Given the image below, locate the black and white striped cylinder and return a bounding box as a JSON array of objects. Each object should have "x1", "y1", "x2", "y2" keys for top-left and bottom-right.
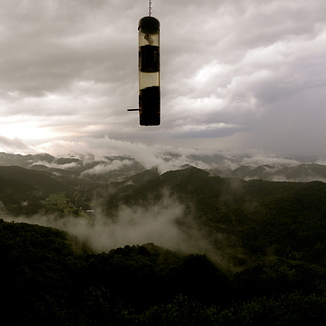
[{"x1": 138, "y1": 16, "x2": 160, "y2": 126}]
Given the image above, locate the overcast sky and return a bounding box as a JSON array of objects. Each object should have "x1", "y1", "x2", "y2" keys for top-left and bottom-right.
[{"x1": 0, "y1": 0, "x2": 326, "y2": 159}]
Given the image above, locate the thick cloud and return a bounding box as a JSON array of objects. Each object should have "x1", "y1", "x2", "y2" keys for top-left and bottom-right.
[{"x1": 0, "y1": 0, "x2": 325, "y2": 156}]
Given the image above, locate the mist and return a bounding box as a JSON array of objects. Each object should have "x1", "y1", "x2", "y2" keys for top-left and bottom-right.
[{"x1": 3, "y1": 192, "x2": 222, "y2": 261}]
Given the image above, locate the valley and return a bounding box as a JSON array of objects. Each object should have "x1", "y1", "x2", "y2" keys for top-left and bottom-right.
[{"x1": 1, "y1": 151, "x2": 326, "y2": 324}]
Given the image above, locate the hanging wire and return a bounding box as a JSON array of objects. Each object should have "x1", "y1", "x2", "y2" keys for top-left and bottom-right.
[{"x1": 149, "y1": 0, "x2": 152, "y2": 16}]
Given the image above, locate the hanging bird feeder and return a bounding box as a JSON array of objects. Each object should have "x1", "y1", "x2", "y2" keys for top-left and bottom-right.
[{"x1": 129, "y1": 1, "x2": 160, "y2": 126}]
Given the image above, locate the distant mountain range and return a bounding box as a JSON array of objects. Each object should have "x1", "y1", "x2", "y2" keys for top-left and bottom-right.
[
  {"x1": 1, "y1": 151, "x2": 326, "y2": 183},
  {"x1": 2, "y1": 151, "x2": 326, "y2": 272},
  {"x1": 219, "y1": 163, "x2": 326, "y2": 182}
]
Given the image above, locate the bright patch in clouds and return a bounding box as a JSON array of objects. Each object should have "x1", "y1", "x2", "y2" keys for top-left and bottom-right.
[{"x1": 1, "y1": 119, "x2": 57, "y2": 140}]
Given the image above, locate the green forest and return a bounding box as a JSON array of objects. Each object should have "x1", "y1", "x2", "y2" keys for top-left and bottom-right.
[
  {"x1": 1, "y1": 166, "x2": 326, "y2": 324},
  {"x1": 1, "y1": 220, "x2": 326, "y2": 326},
  {"x1": 104, "y1": 167, "x2": 326, "y2": 269}
]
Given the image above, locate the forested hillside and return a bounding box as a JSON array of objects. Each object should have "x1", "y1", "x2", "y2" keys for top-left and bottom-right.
[
  {"x1": 1, "y1": 220, "x2": 325, "y2": 325},
  {"x1": 1, "y1": 162, "x2": 326, "y2": 324},
  {"x1": 104, "y1": 167, "x2": 326, "y2": 269}
]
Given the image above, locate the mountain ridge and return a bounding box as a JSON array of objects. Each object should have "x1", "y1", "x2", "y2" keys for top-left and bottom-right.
[
  {"x1": 1, "y1": 153, "x2": 326, "y2": 324},
  {"x1": 2, "y1": 151, "x2": 326, "y2": 182}
]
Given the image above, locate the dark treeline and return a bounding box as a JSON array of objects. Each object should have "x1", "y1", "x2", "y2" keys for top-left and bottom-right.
[{"x1": 1, "y1": 220, "x2": 326, "y2": 325}]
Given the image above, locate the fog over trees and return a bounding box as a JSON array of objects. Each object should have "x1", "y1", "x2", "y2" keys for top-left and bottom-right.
[{"x1": 1, "y1": 153, "x2": 326, "y2": 324}]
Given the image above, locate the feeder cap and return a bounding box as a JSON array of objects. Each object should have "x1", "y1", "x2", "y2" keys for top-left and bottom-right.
[{"x1": 138, "y1": 16, "x2": 160, "y2": 32}]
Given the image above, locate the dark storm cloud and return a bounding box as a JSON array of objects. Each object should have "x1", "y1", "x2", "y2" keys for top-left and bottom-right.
[{"x1": 0, "y1": 0, "x2": 136, "y2": 95}]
